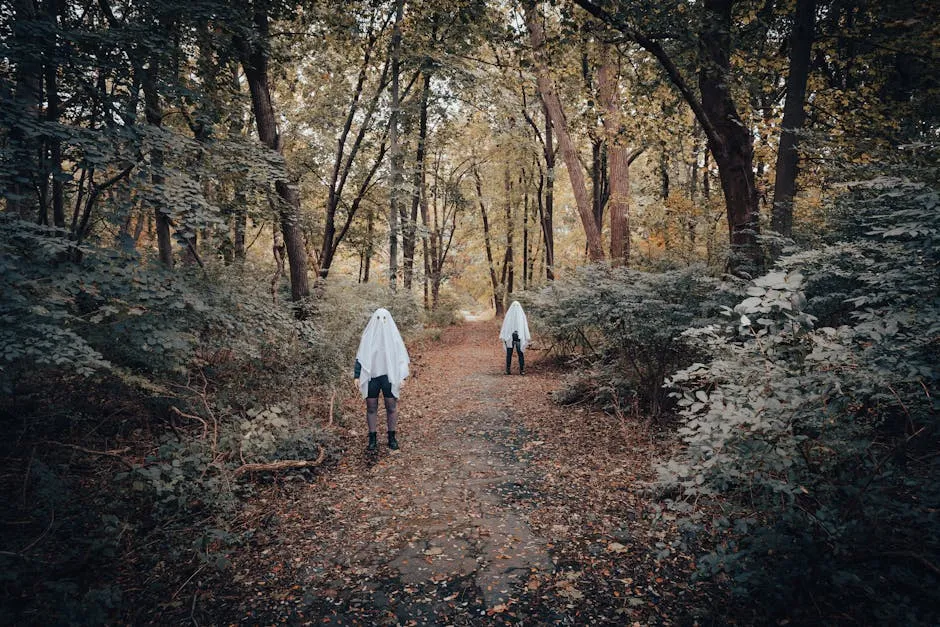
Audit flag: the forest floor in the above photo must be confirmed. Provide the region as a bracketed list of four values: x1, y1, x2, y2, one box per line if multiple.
[190, 320, 725, 625]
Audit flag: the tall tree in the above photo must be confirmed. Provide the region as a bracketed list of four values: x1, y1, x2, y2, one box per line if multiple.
[772, 0, 816, 240]
[6, 0, 43, 220]
[141, 47, 174, 267]
[387, 0, 404, 289]
[236, 3, 310, 302]
[573, 0, 763, 271]
[474, 165, 504, 315]
[524, 1, 605, 261]
[503, 166, 515, 299]
[42, 0, 65, 228]
[315, 10, 392, 280]
[597, 48, 638, 265]
[403, 69, 432, 290]
[520, 91, 556, 281]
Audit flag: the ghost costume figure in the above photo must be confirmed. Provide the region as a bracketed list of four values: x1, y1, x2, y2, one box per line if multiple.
[499, 301, 530, 375]
[354, 308, 410, 451]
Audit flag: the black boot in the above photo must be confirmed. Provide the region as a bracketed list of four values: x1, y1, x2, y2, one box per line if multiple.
[387, 431, 399, 450]
[367, 432, 378, 451]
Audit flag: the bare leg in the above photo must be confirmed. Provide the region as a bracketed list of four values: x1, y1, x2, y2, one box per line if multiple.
[366, 398, 379, 432]
[384, 396, 399, 432]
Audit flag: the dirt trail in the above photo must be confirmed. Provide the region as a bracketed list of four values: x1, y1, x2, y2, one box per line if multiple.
[209, 321, 715, 624]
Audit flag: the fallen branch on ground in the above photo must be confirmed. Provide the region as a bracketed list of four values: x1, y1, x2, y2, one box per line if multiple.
[42, 441, 134, 468]
[232, 446, 325, 478]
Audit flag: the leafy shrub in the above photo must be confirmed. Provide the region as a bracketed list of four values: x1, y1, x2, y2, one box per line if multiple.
[424, 289, 462, 328]
[526, 264, 737, 417]
[311, 277, 422, 376]
[661, 174, 940, 623]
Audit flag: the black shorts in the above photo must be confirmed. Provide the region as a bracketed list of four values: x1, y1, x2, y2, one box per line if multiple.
[366, 375, 395, 399]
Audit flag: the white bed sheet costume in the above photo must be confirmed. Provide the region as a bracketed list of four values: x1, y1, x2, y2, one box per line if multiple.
[355, 308, 410, 399]
[499, 301, 531, 351]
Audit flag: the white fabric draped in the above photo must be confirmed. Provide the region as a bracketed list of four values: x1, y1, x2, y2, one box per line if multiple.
[499, 301, 531, 351]
[355, 308, 410, 399]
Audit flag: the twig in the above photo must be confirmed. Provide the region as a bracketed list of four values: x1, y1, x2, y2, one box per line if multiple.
[170, 406, 209, 440]
[232, 446, 325, 478]
[42, 441, 134, 468]
[173, 564, 207, 600]
[190, 588, 200, 627]
[20, 504, 55, 554]
[918, 379, 931, 401]
[327, 388, 336, 428]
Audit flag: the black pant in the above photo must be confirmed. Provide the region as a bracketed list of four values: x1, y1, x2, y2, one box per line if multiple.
[506, 343, 524, 373]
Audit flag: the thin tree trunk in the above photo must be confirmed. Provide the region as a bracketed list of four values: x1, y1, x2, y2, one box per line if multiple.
[542, 102, 555, 280]
[8, 0, 42, 220]
[142, 62, 173, 268]
[524, 3, 605, 261]
[475, 168, 503, 315]
[522, 173, 530, 290]
[772, 0, 815, 239]
[597, 52, 631, 266]
[504, 167, 514, 298]
[591, 138, 607, 229]
[238, 6, 309, 302]
[404, 70, 431, 290]
[43, 0, 65, 227]
[233, 190, 247, 260]
[363, 208, 374, 283]
[387, 0, 404, 290]
[659, 143, 670, 199]
[231, 69, 249, 261]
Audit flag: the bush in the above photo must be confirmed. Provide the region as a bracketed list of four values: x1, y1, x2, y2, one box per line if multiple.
[0, 218, 365, 622]
[424, 289, 462, 328]
[661, 173, 940, 623]
[525, 264, 738, 418]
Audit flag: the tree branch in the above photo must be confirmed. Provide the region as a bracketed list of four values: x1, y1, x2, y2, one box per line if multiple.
[232, 446, 325, 477]
[571, 0, 723, 150]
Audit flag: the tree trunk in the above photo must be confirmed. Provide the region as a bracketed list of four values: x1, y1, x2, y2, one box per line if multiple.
[572, 0, 762, 272]
[591, 138, 607, 229]
[233, 191, 247, 260]
[387, 0, 404, 290]
[8, 0, 42, 220]
[772, 0, 815, 239]
[524, 3, 605, 261]
[542, 103, 555, 280]
[404, 70, 431, 291]
[141, 62, 174, 268]
[699, 0, 762, 270]
[659, 144, 670, 199]
[363, 208, 374, 283]
[318, 29, 389, 280]
[504, 167, 514, 298]
[597, 53, 631, 266]
[238, 6, 309, 302]
[43, 0, 65, 227]
[522, 173, 530, 290]
[475, 168, 503, 315]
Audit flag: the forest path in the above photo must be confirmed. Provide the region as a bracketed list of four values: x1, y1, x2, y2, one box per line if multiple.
[212, 321, 711, 624]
